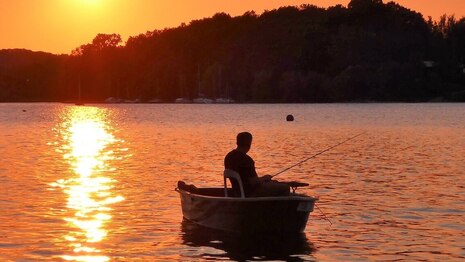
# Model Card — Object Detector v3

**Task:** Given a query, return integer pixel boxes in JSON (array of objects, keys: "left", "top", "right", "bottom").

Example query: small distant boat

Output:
[
  {"left": 193, "top": 97, "right": 214, "bottom": 104},
  {"left": 104, "top": 97, "right": 123, "bottom": 103},
  {"left": 176, "top": 171, "right": 318, "bottom": 234},
  {"left": 123, "top": 98, "right": 140, "bottom": 103},
  {"left": 215, "top": 97, "right": 235, "bottom": 104},
  {"left": 175, "top": 97, "right": 192, "bottom": 103}
]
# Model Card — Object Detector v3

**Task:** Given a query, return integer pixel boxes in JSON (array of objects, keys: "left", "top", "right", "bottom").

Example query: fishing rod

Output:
[{"left": 272, "top": 131, "right": 367, "bottom": 178}]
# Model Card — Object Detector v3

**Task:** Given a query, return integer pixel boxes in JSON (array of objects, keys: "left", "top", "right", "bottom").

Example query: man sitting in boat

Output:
[{"left": 224, "top": 132, "right": 290, "bottom": 197}]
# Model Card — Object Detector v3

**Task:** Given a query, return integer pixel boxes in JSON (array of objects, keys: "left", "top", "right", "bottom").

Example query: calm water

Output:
[{"left": 0, "top": 103, "right": 464, "bottom": 261}]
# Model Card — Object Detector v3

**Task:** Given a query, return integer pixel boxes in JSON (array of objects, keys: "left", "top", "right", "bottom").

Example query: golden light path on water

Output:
[{"left": 50, "top": 107, "right": 124, "bottom": 262}]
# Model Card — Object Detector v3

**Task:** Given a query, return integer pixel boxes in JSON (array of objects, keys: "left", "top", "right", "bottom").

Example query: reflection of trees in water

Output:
[{"left": 181, "top": 219, "right": 315, "bottom": 261}]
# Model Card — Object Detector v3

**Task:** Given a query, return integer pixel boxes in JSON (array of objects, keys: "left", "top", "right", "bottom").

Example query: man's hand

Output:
[
  {"left": 248, "top": 175, "right": 273, "bottom": 186},
  {"left": 260, "top": 175, "right": 272, "bottom": 182}
]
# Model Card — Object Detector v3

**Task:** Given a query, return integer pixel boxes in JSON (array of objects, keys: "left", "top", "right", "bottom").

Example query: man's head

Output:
[{"left": 236, "top": 132, "right": 252, "bottom": 152}]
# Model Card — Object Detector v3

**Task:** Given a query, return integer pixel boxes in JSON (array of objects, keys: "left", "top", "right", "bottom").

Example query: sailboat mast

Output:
[
  {"left": 78, "top": 74, "right": 81, "bottom": 102},
  {"left": 197, "top": 63, "right": 201, "bottom": 97}
]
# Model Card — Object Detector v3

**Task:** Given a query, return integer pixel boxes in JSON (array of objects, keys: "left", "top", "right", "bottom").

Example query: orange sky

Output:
[{"left": 1, "top": 0, "right": 464, "bottom": 54}]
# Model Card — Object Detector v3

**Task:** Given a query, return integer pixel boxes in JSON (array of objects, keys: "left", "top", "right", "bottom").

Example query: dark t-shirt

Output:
[{"left": 224, "top": 149, "right": 258, "bottom": 196}]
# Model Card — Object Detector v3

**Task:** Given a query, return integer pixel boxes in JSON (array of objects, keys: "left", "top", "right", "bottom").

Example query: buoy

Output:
[{"left": 286, "top": 114, "right": 294, "bottom": 121}]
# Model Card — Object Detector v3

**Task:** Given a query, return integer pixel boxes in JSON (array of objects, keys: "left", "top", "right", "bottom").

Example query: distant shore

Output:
[
  {"left": 1, "top": 2, "right": 464, "bottom": 103},
  {"left": 1, "top": 98, "right": 464, "bottom": 104}
]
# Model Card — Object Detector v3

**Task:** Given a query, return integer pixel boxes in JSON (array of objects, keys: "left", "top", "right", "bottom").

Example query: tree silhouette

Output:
[{"left": 1, "top": 2, "right": 464, "bottom": 102}]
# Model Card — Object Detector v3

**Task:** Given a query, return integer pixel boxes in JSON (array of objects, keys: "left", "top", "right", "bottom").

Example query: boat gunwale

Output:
[{"left": 175, "top": 188, "right": 319, "bottom": 202}]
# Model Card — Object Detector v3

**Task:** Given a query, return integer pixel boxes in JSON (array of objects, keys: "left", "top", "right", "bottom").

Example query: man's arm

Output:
[
  {"left": 247, "top": 175, "right": 272, "bottom": 186},
  {"left": 244, "top": 155, "right": 272, "bottom": 186}
]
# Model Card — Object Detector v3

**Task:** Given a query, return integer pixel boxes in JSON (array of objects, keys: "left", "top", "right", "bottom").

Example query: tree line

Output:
[{"left": 1, "top": 0, "right": 464, "bottom": 103}]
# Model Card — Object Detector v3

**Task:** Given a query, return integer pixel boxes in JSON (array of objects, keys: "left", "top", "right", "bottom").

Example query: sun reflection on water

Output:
[{"left": 51, "top": 107, "right": 124, "bottom": 262}]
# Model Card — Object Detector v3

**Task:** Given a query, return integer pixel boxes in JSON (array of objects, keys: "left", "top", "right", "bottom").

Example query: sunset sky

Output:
[{"left": 1, "top": 0, "right": 464, "bottom": 54}]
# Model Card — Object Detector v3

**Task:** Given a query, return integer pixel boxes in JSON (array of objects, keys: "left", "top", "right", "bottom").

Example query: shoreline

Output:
[{"left": 0, "top": 100, "right": 464, "bottom": 104}]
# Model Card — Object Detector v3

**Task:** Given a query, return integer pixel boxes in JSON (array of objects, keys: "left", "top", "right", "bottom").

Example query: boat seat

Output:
[{"left": 224, "top": 169, "right": 245, "bottom": 198}]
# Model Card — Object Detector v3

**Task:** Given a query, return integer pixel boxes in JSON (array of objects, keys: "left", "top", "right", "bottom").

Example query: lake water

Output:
[{"left": 0, "top": 103, "right": 464, "bottom": 261}]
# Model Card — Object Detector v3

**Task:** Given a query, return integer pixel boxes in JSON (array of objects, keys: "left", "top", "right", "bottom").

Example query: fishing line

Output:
[
  {"left": 316, "top": 203, "right": 332, "bottom": 226},
  {"left": 272, "top": 131, "right": 367, "bottom": 178}
]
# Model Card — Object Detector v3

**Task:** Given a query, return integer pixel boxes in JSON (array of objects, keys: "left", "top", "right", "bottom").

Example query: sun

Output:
[
  {"left": 83, "top": 0, "right": 100, "bottom": 4},
  {"left": 75, "top": 0, "right": 102, "bottom": 7},
  {"left": 68, "top": 0, "right": 105, "bottom": 13}
]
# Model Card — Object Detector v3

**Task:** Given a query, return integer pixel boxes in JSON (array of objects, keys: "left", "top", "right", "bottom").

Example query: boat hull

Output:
[{"left": 177, "top": 188, "right": 317, "bottom": 234}]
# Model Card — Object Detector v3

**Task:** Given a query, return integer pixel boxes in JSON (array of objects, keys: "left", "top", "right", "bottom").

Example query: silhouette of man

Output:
[{"left": 224, "top": 132, "right": 290, "bottom": 197}]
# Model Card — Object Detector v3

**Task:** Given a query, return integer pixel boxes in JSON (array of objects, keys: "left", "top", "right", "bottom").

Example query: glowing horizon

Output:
[{"left": 0, "top": 0, "right": 464, "bottom": 54}]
